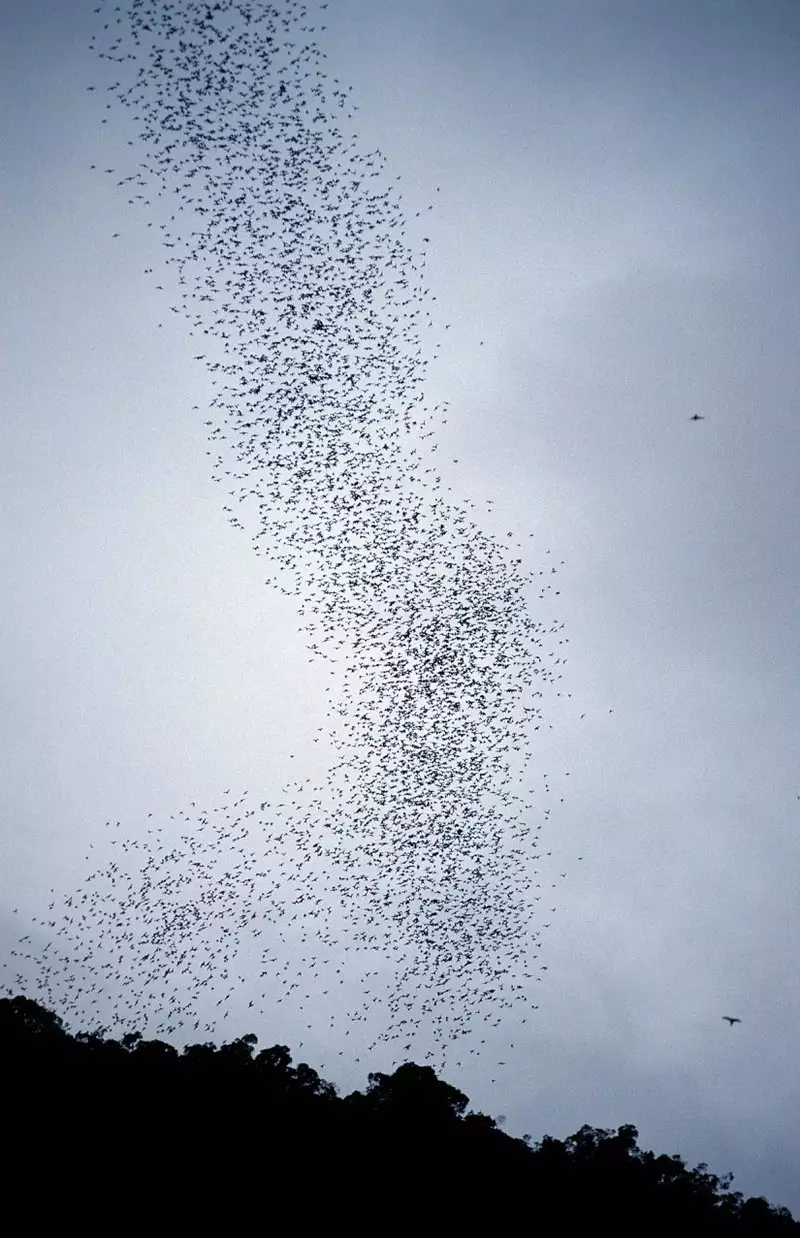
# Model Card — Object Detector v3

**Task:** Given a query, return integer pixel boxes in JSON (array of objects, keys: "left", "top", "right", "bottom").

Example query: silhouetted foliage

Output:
[{"left": 2, "top": 996, "right": 796, "bottom": 1234}]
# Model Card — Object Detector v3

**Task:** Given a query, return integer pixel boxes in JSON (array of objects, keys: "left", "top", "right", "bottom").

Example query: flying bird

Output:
[
  {"left": 722, "top": 1016, "right": 741, "bottom": 1025},
  {"left": 689, "top": 414, "right": 705, "bottom": 421}
]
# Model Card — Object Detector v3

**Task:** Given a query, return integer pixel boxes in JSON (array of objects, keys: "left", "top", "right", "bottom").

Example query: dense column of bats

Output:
[{"left": 6, "top": 0, "right": 567, "bottom": 1064}]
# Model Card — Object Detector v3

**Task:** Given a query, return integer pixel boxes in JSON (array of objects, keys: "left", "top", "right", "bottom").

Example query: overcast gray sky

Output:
[{"left": 2, "top": 0, "right": 799, "bottom": 1212}]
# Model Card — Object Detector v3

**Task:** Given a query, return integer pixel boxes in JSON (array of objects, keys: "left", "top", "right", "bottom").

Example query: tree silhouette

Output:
[
  {"left": 363, "top": 1061, "right": 469, "bottom": 1119},
  {"left": 2, "top": 996, "right": 796, "bottom": 1234}
]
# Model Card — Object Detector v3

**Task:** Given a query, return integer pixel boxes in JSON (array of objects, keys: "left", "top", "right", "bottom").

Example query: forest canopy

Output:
[{"left": 3, "top": 995, "right": 796, "bottom": 1234}]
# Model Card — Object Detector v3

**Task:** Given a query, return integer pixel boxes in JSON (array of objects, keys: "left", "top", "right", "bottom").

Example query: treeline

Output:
[{"left": 2, "top": 995, "right": 795, "bottom": 1233}]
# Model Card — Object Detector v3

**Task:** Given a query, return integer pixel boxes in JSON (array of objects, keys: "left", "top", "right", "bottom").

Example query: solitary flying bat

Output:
[{"left": 722, "top": 1016, "right": 741, "bottom": 1025}]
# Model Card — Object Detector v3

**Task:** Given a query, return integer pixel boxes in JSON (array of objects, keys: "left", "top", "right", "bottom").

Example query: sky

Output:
[{"left": 2, "top": 0, "right": 800, "bottom": 1212}]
